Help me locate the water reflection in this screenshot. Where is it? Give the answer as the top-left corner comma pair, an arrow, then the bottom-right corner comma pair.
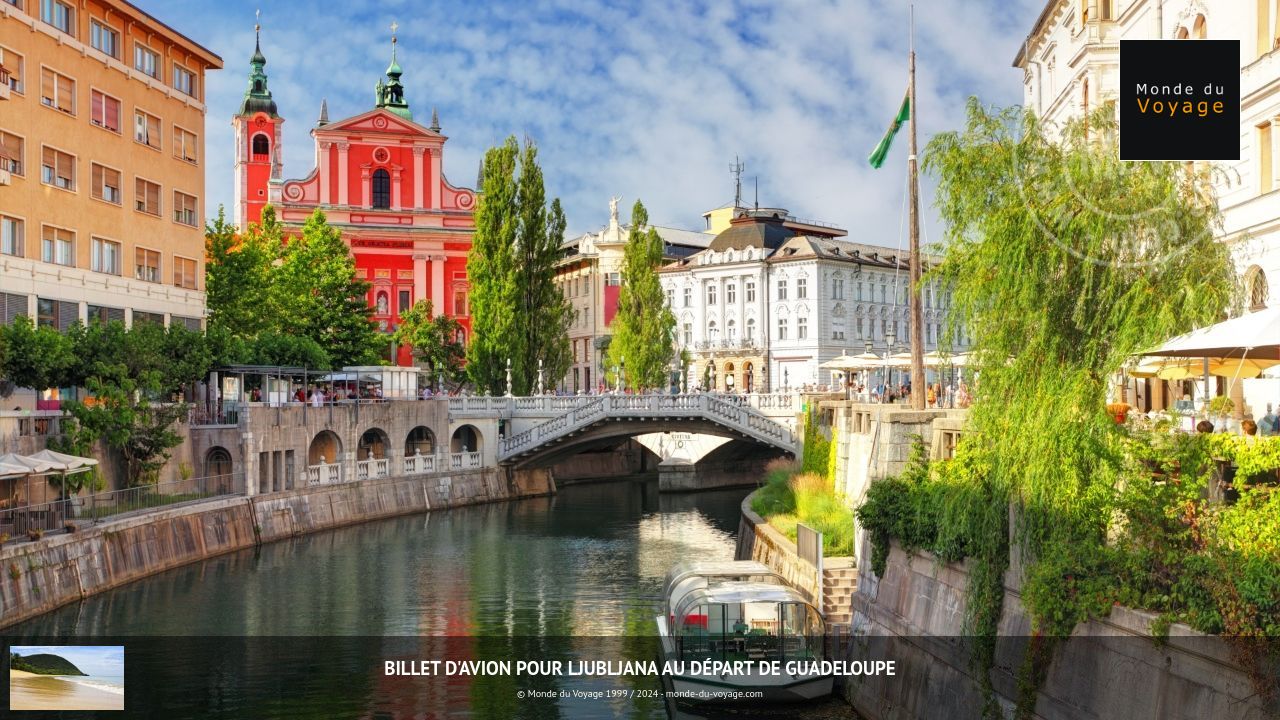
10,479 -> 761,719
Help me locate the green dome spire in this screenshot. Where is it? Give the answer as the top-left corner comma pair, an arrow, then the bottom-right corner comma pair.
239,19 -> 277,117
374,20 -> 412,121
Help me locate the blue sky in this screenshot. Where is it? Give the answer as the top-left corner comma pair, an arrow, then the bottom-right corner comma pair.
145,0 -> 1045,243
12,645 -> 125,677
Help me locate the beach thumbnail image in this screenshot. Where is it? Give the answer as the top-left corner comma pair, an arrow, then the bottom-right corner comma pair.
9,645 -> 125,711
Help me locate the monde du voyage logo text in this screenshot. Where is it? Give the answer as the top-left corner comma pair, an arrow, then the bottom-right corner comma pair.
1120,40 -> 1240,161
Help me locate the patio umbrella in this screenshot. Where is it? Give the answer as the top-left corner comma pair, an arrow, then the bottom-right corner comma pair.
24,448 -> 98,472
820,352 -> 883,370
882,352 -> 914,368
1143,306 -> 1280,359
1208,357 -> 1280,379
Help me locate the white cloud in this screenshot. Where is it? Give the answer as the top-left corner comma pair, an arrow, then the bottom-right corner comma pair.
161,0 -> 1046,245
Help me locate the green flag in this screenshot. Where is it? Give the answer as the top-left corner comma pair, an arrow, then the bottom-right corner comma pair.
868,92 -> 911,169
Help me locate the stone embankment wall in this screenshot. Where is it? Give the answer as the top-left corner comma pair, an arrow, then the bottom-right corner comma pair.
844,537 -> 1276,720
0,467 -> 553,630
735,493 -> 821,605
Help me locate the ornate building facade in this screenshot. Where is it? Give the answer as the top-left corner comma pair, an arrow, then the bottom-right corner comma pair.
659,208 -> 963,393
233,28 -> 475,365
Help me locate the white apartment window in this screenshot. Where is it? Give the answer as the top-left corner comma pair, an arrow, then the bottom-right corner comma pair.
746,281 -> 756,303
0,130 -> 23,176
174,256 -> 198,290
135,247 -> 160,283
40,67 -> 75,114
91,237 -> 120,274
726,283 -> 736,304
857,281 -> 863,301
778,317 -> 788,340
41,225 -> 74,266
134,110 -> 161,149
134,44 -> 159,79
2,48 -> 24,94
172,64 -> 197,98
41,146 -> 75,190
173,191 -> 197,226
136,178 -> 161,215
683,323 -> 692,346
91,163 -> 120,204
682,287 -> 692,307
665,288 -> 674,307
90,19 -> 119,59
90,90 -> 121,133
797,277 -> 808,299
40,0 -> 74,36
605,272 -> 620,286
746,318 -> 755,341
172,126 -> 198,164
1,215 -> 23,257
706,285 -> 717,305
777,280 -> 787,301
797,316 -> 808,339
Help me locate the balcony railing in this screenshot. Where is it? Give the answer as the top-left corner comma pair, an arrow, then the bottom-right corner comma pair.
306,462 -> 342,486
693,338 -> 761,353
355,457 -> 390,481
401,452 -> 437,475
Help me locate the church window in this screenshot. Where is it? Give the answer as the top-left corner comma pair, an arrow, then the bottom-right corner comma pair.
372,168 -> 391,209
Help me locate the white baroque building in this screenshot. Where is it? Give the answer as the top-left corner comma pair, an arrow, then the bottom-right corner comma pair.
1014,1 -> 1280,417
659,208 -> 964,392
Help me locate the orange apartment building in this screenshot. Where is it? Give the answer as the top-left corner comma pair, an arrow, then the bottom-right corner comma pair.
0,0 -> 221,383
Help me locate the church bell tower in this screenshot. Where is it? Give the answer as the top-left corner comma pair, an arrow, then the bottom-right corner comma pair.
233,16 -> 284,229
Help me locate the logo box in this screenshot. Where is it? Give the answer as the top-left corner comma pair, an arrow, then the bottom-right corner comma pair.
1119,40 -> 1240,161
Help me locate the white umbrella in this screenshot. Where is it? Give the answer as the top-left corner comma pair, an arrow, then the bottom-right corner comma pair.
820,352 -> 883,370
1144,306 -> 1280,358
882,352 -> 914,368
24,448 -> 98,473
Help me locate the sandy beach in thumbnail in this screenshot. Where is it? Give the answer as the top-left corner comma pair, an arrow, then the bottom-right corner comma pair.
9,669 -> 124,711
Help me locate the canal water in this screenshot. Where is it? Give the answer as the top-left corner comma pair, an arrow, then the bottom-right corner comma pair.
8,478 -> 851,719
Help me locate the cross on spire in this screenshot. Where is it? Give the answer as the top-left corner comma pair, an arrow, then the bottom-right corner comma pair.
390,20 -> 399,42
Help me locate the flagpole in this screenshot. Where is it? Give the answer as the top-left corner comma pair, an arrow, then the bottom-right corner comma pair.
908,4 -> 925,411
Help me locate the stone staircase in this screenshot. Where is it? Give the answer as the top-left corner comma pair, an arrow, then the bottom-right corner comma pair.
822,558 -> 857,630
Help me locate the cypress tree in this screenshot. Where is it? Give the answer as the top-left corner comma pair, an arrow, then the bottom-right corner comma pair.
607,200 -> 676,391
467,138 -> 520,394
467,137 -> 571,394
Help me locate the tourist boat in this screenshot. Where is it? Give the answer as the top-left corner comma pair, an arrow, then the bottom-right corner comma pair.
656,560 -> 833,703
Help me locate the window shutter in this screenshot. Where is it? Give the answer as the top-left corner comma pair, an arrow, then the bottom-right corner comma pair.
107,306 -> 125,324
91,163 -> 103,198
57,75 -> 73,112
105,96 -> 119,131
57,299 -> 77,330
42,145 -> 54,171
91,90 -> 103,122
41,67 -> 54,104
1,292 -> 26,324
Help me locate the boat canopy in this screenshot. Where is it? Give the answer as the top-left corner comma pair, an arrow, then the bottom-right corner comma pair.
673,581 -> 811,622
663,560 -> 785,617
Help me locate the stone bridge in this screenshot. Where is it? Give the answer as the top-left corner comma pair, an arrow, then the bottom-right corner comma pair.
483,394 -> 798,469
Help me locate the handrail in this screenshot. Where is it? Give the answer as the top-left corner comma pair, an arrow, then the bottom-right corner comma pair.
497,393 -> 795,460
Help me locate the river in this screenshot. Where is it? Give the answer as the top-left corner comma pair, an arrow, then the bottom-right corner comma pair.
7,478 -> 849,719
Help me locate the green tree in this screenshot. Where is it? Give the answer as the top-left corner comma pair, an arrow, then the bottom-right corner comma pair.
856,103 -> 1237,716
466,137 -> 572,394
245,331 -> 332,369
512,142 -> 572,394
467,137 -> 520,394
274,209 -> 382,367
393,300 -> 465,383
60,377 -> 186,487
205,205 -> 281,339
0,316 -> 74,392
607,200 -> 676,391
